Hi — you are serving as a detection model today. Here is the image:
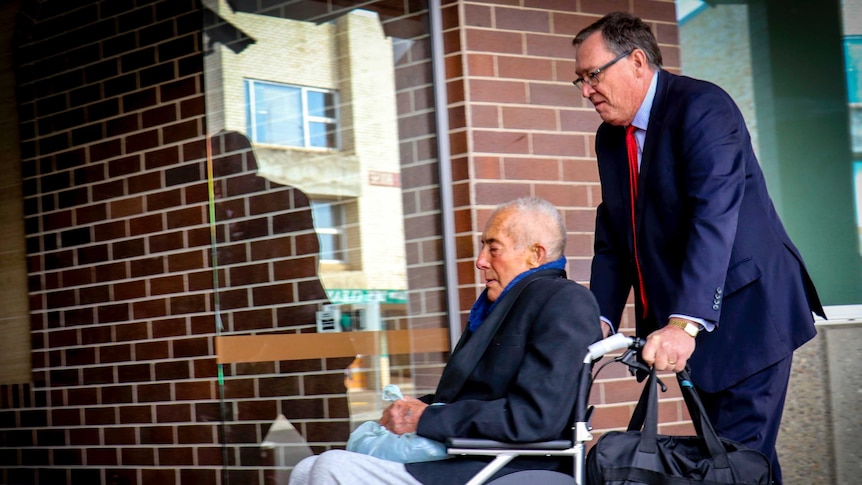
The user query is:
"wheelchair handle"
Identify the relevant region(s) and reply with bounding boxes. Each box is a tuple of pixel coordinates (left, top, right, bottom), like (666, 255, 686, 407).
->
(584, 333, 645, 363)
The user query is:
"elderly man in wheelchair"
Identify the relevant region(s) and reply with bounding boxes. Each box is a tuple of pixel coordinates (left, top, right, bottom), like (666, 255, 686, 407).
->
(288, 197, 604, 485)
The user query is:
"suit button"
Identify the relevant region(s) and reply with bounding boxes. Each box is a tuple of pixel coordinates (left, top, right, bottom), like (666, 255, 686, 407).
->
(716, 287, 722, 294)
(712, 304, 720, 310)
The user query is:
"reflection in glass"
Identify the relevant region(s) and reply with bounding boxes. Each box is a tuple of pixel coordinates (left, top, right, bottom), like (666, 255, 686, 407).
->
(203, 1, 449, 481)
(678, 0, 862, 303)
(845, 36, 862, 253)
(245, 80, 338, 149)
(311, 200, 346, 262)
(856, 162, 862, 251)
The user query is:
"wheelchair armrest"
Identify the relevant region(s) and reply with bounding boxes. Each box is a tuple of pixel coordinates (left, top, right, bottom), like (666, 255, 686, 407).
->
(446, 438, 573, 450)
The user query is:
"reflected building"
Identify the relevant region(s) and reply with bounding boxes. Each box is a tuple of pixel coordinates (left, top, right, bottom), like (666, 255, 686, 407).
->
(204, 6, 412, 410)
(206, 7, 408, 306)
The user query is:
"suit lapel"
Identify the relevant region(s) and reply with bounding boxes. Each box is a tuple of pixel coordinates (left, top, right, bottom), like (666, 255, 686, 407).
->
(635, 70, 671, 230)
(431, 269, 563, 403)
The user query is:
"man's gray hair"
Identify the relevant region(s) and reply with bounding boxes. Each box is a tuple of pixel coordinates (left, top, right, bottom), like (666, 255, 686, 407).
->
(490, 197, 567, 260)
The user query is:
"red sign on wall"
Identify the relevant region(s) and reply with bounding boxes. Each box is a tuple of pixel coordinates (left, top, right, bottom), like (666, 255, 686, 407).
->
(368, 170, 401, 187)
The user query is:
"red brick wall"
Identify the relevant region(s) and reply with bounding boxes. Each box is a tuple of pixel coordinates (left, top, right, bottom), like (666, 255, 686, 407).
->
(440, 0, 693, 436)
(7, 0, 226, 483)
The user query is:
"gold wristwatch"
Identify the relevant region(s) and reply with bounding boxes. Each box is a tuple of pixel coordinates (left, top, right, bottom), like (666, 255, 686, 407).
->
(668, 319, 700, 338)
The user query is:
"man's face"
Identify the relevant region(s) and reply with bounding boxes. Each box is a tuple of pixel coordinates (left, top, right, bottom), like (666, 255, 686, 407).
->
(574, 32, 640, 126)
(476, 209, 534, 302)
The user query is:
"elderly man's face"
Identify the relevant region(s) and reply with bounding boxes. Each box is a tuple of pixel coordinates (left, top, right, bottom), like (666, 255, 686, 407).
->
(574, 32, 641, 127)
(476, 209, 535, 302)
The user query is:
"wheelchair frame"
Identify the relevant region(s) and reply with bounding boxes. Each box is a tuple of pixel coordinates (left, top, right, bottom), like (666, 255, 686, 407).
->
(445, 333, 645, 485)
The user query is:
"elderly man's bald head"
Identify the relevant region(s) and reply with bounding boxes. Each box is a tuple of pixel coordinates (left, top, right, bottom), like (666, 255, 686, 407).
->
(487, 197, 567, 262)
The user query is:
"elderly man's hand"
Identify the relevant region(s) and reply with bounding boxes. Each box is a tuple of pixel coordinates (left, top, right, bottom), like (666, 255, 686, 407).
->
(379, 397, 428, 435)
(601, 320, 612, 338)
(642, 321, 696, 372)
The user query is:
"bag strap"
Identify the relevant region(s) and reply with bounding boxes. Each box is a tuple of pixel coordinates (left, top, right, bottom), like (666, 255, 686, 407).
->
(635, 368, 660, 454)
(626, 367, 654, 432)
(677, 369, 730, 468)
(628, 368, 731, 469)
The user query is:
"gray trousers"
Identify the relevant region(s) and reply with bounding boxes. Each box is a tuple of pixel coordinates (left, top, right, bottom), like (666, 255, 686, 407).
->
(289, 450, 424, 485)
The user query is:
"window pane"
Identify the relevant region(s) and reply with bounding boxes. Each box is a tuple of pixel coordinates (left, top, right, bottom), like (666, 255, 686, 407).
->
(311, 201, 334, 226)
(308, 90, 336, 118)
(856, 162, 862, 251)
(311, 201, 345, 262)
(251, 82, 304, 146)
(845, 37, 862, 104)
(308, 121, 331, 148)
(318, 233, 337, 260)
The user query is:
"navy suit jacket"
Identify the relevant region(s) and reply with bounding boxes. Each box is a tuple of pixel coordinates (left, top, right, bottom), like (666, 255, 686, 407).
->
(590, 71, 824, 393)
(406, 269, 602, 484)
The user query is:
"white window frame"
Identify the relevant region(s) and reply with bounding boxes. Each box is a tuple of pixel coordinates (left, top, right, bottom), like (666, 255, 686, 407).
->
(311, 200, 347, 264)
(245, 79, 339, 149)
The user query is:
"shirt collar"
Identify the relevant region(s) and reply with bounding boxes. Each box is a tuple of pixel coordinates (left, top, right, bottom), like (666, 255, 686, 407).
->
(631, 71, 658, 131)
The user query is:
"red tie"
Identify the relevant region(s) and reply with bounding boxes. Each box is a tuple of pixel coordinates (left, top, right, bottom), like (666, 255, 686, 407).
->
(626, 125, 648, 319)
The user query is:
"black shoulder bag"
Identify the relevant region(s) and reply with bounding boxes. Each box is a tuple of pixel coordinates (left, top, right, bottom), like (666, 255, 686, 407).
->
(586, 368, 772, 484)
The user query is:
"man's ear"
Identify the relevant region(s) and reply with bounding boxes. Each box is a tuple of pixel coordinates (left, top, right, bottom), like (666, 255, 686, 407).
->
(630, 48, 648, 74)
(530, 244, 547, 267)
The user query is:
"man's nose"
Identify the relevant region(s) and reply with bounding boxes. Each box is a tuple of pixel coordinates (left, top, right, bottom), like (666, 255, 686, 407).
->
(581, 82, 595, 98)
(476, 250, 489, 269)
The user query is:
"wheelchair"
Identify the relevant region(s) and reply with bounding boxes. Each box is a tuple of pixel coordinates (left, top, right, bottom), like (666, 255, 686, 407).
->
(446, 333, 646, 485)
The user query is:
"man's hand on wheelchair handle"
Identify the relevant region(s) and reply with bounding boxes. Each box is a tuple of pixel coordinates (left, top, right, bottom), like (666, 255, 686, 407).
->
(379, 397, 428, 435)
(642, 322, 696, 372)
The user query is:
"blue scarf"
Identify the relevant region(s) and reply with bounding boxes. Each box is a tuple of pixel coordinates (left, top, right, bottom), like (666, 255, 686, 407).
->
(467, 256, 567, 333)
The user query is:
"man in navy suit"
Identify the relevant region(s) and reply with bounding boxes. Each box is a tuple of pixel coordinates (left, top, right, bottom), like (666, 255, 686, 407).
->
(289, 197, 602, 484)
(572, 12, 824, 483)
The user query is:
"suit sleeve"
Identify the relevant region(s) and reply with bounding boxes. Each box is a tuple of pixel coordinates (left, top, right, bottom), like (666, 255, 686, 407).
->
(415, 283, 602, 443)
(671, 89, 747, 324)
(591, 199, 633, 330)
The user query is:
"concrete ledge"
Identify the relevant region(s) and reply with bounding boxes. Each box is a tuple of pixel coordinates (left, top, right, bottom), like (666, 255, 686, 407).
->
(780, 314, 862, 485)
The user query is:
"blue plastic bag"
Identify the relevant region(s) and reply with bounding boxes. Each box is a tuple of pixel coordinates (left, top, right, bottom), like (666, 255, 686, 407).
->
(346, 385, 449, 463)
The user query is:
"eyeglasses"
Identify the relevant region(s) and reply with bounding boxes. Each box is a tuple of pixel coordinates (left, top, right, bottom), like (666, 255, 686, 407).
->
(573, 50, 633, 89)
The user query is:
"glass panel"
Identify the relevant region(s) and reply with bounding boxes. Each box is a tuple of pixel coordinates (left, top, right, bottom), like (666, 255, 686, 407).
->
(842, 7, 862, 267)
(846, 37, 862, 252)
(847, 38, 862, 103)
(856, 162, 862, 251)
(311, 200, 345, 262)
(307, 90, 335, 118)
(311, 201, 335, 227)
(202, 1, 450, 482)
(249, 81, 304, 146)
(308, 121, 329, 148)
(317, 233, 339, 261)
(677, 0, 862, 305)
